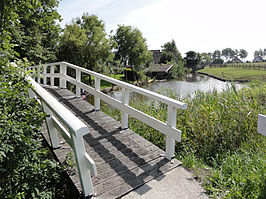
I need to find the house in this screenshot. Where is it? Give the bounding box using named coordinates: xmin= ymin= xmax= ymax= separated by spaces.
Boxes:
xmin=232 ymin=57 xmax=243 ymax=63
xmin=150 ymin=50 xmax=162 ymax=64
xmin=253 ymin=56 xmax=264 ymax=63
xmin=144 ymin=64 xmax=173 ymax=79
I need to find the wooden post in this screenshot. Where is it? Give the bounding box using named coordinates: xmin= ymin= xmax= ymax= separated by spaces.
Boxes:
xmin=43 ymin=66 xmax=47 ymax=85
xmin=37 ymin=67 xmax=41 ymax=83
xmin=76 ymin=69 xmax=81 ymax=97
xmin=258 ymin=114 xmax=266 ymax=136
xmin=71 ymin=133 xmax=94 ymax=197
xmin=121 ymin=88 xmax=129 ymax=129
xmin=60 ymin=63 xmax=66 ymax=88
xmin=42 ymin=102 xmax=60 ymax=148
xmin=94 ymin=77 xmax=100 ymax=111
xmin=166 ymin=105 xmax=177 ymax=160
xmin=50 ymin=65 xmax=55 ymax=86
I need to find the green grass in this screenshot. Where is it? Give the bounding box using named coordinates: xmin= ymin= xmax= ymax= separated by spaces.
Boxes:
xmin=82 ymin=73 xmax=139 ymax=90
xmin=199 ymin=67 xmax=266 ymax=81
xmin=213 ymin=62 xmax=266 ymax=70
xmin=101 ymin=82 xmax=266 ymax=198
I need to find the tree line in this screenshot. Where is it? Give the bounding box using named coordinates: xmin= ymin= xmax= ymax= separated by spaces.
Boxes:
xmin=1 ymin=0 xmax=265 ymax=79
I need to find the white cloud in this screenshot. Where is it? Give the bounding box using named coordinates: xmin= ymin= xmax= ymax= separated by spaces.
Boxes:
xmin=58 ymin=0 xmax=266 ymax=60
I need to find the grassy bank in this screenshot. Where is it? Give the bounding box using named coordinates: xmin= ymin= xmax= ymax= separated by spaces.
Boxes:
xmin=81 ymin=73 xmax=148 ymax=90
xmin=198 ymin=67 xmax=266 ymax=82
xmin=101 ymin=82 xmax=266 ymax=198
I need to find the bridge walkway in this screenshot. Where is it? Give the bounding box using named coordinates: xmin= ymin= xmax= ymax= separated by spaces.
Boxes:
xmin=42 ymin=86 xmax=207 ymax=199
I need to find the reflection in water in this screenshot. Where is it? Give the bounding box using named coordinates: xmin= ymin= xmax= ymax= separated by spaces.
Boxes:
xmin=109 ymin=74 xmax=243 ymax=102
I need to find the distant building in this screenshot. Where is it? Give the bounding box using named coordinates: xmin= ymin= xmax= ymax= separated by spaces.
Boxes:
xmin=150 ymin=50 xmax=162 ymax=64
xmin=232 ymin=57 xmax=243 ymax=63
xmin=253 ymin=56 xmax=264 ymax=63
xmin=144 ymin=64 xmax=173 ymax=79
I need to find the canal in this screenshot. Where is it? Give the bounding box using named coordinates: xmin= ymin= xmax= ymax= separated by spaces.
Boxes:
xmin=109 ymin=74 xmax=243 ymax=102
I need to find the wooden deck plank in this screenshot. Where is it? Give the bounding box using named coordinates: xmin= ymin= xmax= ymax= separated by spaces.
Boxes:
xmin=42 ymin=86 xmax=182 ymax=198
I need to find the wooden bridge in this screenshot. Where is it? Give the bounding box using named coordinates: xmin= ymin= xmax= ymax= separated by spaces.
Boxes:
xmin=28 ymin=62 xmax=207 ymax=199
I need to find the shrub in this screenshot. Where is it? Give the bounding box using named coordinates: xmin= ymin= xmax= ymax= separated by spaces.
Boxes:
xmin=0 ymin=62 xmax=65 ymax=198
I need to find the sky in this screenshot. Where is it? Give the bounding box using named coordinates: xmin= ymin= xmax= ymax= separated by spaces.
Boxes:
xmin=58 ymin=0 xmax=266 ymax=61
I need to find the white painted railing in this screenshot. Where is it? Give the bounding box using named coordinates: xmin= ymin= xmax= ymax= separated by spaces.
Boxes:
xmin=27 ymin=76 xmax=97 ymax=197
xmin=30 ymin=61 xmax=187 ymax=160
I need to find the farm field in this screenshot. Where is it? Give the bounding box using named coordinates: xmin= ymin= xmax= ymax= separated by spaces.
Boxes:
xmin=199 ymin=67 xmax=266 ymax=82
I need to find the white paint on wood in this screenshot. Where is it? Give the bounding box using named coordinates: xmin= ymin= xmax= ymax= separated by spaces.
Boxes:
xmin=30 ymin=61 xmax=187 ymax=162
xmin=166 ymin=105 xmax=177 ymax=160
xmin=28 ymin=76 xmax=97 ymax=197
xmin=76 ymin=69 xmax=81 ymax=97
xmin=94 ymin=77 xmax=101 ymax=110
xmin=258 ymin=114 xmax=266 ymax=136
xmin=121 ymin=88 xmax=129 ymax=129
xmin=42 ymin=102 xmax=61 ymax=148
xmin=60 ymin=64 xmax=66 ymax=88
xmin=50 ymin=65 xmax=55 ymax=86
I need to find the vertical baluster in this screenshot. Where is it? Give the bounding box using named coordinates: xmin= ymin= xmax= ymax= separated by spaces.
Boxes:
xmin=43 ymin=65 xmax=47 ymax=85
xmin=31 ymin=67 xmax=36 ymax=80
xmin=94 ymin=77 xmax=100 ymax=111
xmin=37 ymin=67 xmax=41 ymax=83
xmin=76 ymin=69 xmax=81 ymax=97
xmin=166 ymin=105 xmax=177 ymax=160
xmin=71 ymin=133 xmax=94 ymax=197
xmin=121 ymin=88 xmax=129 ymax=129
xmin=50 ymin=65 xmax=54 ymax=86
xmin=59 ymin=63 xmax=67 ymax=88
xmin=42 ymin=102 xmax=60 ymax=148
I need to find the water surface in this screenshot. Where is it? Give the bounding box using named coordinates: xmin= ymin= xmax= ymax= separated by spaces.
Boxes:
xmin=110 ymin=74 xmax=243 ymax=101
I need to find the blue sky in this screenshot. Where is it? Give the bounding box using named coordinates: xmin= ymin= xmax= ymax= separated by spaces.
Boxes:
xmin=58 ymin=0 xmax=266 ymax=61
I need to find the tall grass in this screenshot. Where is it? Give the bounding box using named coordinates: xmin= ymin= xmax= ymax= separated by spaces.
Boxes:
xmin=101 ymin=82 xmax=266 ymax=198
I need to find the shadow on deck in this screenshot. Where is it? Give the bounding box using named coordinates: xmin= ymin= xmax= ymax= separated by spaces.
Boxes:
xmin=42 ymin=86 xmax=181 ymax=199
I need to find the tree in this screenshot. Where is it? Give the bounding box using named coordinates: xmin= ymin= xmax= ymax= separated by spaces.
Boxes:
xmin=184 ymin=51 xmax=201 ymax=72
xmin=58 ymin=23 xmax=87 ymax=66
xmin=5 ymin=0 xmax=61 ymax=63
xmin=112 ymin=25 xmax=152 ymax=80
xmin=160 ymin=51 xmax=174 ymax=64
xmin=239 ymin=49 xmax=248 ymax=61
xmin=254 ymin=49 xmax=265 ymax=58
xmin=58 ymin=13 xmax=114 ymax=72
xmin=160 ymin=39 xmax=181 ymax=63
xmin=212 ymin=50 xmax=224 ymax=64
xmin=200 ymin=52 xmax=211 ymax=66
xmin=213 ymin=50 xmax=222 ymax=60
xmin=169 ymin=60 xmax=185 ymax=79
xmin=222 ymin=48 xmax=235 ymax=62
xmin=0 ymin=0 xmax=61 ymax=64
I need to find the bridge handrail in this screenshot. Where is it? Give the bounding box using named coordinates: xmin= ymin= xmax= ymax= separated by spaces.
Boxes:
xmin=30 ymin=61 xmax=187 ymax=160
xmin=27 ymin=76 xmax=96 ymax=197
xmin=31 ymin=61 xmax=187 ymax=110
xmin=27 ymin=76 xmax=87 ymax=137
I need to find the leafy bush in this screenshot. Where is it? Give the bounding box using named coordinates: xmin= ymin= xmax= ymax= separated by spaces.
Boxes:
xmin=0 ymin=62 xmax=65 ymax=198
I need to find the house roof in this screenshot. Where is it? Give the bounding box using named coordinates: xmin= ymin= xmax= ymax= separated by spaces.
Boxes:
xmin=144 ymin=64 xmax=173 ymax=73
xmin=253 ymin=56 xmax=264 ymax=62
xmin=232 ymin=57 xmax=242 ymax=63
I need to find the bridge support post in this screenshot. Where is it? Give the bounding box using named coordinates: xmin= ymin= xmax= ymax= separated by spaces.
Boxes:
xmin=71 ymin=134 xmax=94 ymax=197
xmin=76 ymin=69 xmax=81 ymax=97
xmin=60 ymin=63 xmax=67 ymax=88
xmin=121 ymin=88 xmax=129 ymax=129
xmin=42 ymin=102 xmax=60 ymax=148
xmin=94 ymin=77 xmax=100 ymax=111
xmin=166 ymin=105 xmax=176 ymax=160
